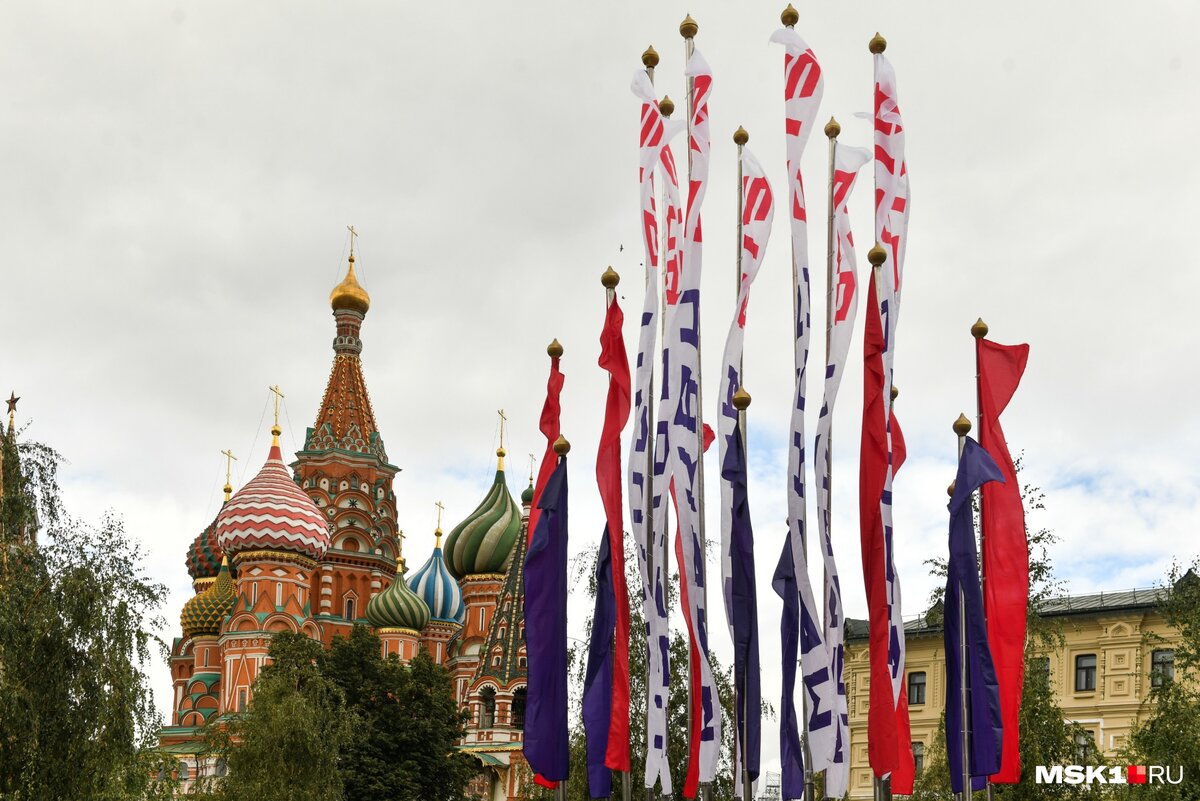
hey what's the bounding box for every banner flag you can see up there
[978,338,1030,783]
[596,294,632,771]
[630,68,684,795]
[811,142,870,799]
[722,418,761,794]
[669,46,721,796]
[583,529,617,798]
[716,145,773,798]
[945,437,1006,794]
[523,455,571,783]
[527,351,565,545]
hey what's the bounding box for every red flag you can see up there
[978,338,1030,784]
[889,418,915,796]
[528,347,565,544]
[597,297,632,770]
[859,271,899,780]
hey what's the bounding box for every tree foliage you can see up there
[1119,560,1200,800]
[0,436,171,801]
[213,627,474,801]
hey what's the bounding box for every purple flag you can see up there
[771,535,803,798]
[524,455,570,782]
[722,419,760,786]
[583,528,616,798]
[945,437,1005,794]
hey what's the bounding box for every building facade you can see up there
[158,253,532,799]
[844,585,1182,798]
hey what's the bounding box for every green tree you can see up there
[0,435,172,801]
[216,632,351,801]
[1120,561,1200,800]
[322,626,475,801]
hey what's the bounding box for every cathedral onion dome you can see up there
[443,451,521,580]
[216,430,330,562]
[366,572,430,631]
[521,482,534,505]
[185,516,223,583]
[407,529,465,623]
[180,558,236,638]
[330,253,370,315]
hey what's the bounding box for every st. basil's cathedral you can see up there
[159,251,533,800]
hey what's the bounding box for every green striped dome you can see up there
[443,467,521,580]
[180,558,236,638]
[366,573,430,631]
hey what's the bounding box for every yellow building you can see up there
[844,584,1181,798]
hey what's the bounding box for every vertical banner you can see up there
[630,70,684,795]
[599,290,632,772]
[767,26,838,800]
[978,338,1030,783]
[871,38,915,793]
[812,143,871,799]
[945,438,1005,795]
[669,47,722,796]
[527,349,565,544]
[716,146,773,797]
[523,455,571,783]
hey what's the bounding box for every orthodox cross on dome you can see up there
[220,448,238,502]
[269,385,285,427]
[434,500,445,547]
[496,409,507,470]
[528,453,536,485]
[347,225,358,258]
[397,528,405,558]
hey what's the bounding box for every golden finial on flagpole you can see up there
[732,387,752,411]
[679,14,698,39]
[781,4,799,27]
[972,318,989,339]
[497,409,507,469]
[642,46,659,68]
[733,126,749,145]
[659,96,676,117]
[553,435,571,456]
[869,32,887,54]
[547,339,563,359]
[953,413,972,437]
[268,385,285,445]
[824,116,841,139]
[948,481,956,497]
[891,385,899,402]
[220,449,238,502]
[601,266,620,289]
[867,243,888,268]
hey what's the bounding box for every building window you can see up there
[512,687,527,730]
[911,742,924,775]
[1075,654,1097,692]
[238,689,248,712]
[907,672,926,706]
[1074,731,1095,762]
[1034,657,1051,681]
[480,687,496,729]
[215,759,228,778]
[275,581,283,607]
[1152,649,1175,687]
[344,598,356,621]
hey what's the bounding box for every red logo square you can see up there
[1127,765,1147,784]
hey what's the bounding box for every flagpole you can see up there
[642,46,666,801]
[970,318,993,801]
[732,387,753,801]
[680,14,712,801]
[953,413,973,801]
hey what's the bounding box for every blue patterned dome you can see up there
[407,528,465,623]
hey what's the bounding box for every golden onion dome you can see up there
[330,254,371,315]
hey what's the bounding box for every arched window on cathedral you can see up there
[479,687,496,729]
[345,597,356,621]
[511,687,527,730]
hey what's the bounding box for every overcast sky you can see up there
[4,0,1199,778]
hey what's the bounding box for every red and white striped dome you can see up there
[216,439,330,561]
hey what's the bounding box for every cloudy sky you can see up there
[4,0,1198,777]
